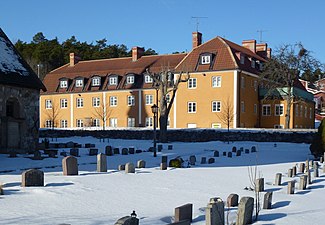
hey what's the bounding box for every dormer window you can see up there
[201,55,211,64]
[251,58,256,68]
[145,75,153,83]
[92,77,101,86]
[109,76,118,85]
[126,75,135,84]
[240,54,245,64]
[60,80,68,88]
[76,79,83,87]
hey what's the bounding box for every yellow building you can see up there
[40,32,314,129]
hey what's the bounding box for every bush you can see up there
[169,158,183,168]
[310,119,325,157]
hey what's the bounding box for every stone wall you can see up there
[39,128,316,144]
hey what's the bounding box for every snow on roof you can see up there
[0,36,28,76]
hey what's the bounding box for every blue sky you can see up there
[1,0,324,63]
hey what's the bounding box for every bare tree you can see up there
[260,43,321,128]
[146,68,190,142]
[92,102,111,130]
[44,98,60,129]
[217,97,234,132]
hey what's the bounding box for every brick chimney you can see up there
[267,48,272,59]
[242,40,256,53]
[192,32,202,49]
[132,46,144,61]
[69,53,80,66]
[256,43,268,59]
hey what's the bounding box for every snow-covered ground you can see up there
[0,137,324,225]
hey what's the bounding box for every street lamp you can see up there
[151,104,159,157]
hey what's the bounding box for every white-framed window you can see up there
[76,98,83,108]
[253,80,258,91]
[76,79,83,87]
[60,120,68,128]
[110,118,117,127]
[251,59,255,68]
[241,101,245,113]
[110,96,117,107]
[212,123,221,128]
[127,95,135,106]
[300,105,303,117]
[274,124,284,129]
[127,117,135,127]
[188,78,197,89]
[145,75,153,83]
[240,54,245,64]
[201,55,211,64]
[60,99,68,108]
[254,104,257,114]
[212,101,221,112]
[45,99,52,109]
[45,120,53,128]
[92,118,100,127]
[275,104,284,116]
[145,117,153,127]
[145,95,153,105]
[76,119,83,128]
[305,106,307,118]
[212,76,222,87]
[92,97,100,107]
[109,76,118,85]
[188,102,196,113]
[187,123,197,128]
[166,94,171,104]
[262,104,271,116]
[60,80,68,88]
[92,77,101,86]
[126,75,134,84]
[295,104,299,116]
[310,108,312,119]
[241,76,245,88]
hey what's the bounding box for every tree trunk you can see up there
[159,115,168,143]
[285,96,293,129]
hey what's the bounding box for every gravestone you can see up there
[48,151,57,158]
[167,221,190,225]
[175,203,192,222]
[206,197,224,225]
[97,153,107,172]
[158,144,163,151]
[214,151,219,157]
[255,178,264,192]
[320,157,324,163]
[105,146,113,156]
[114,216,139,225]
[299,163,305,173]
[208,158,215,164]
[287,180,295,194]
[66,141,74,148]
[122,148,129,155]
[135,150,142,154]
[125,163,135,173]
[299,175,307,190]
[288,168,293,177]
[236,197,254,225]
[189,155,196,165]
[33,150,42,160]
[314,161,319,177]
[89,148,98,156]
[85,143,91,148]
[251,146,256,152]
[162,156,168,164]
[240,147,244,152]
[137,160,146,168]
[168,145,173,150]
[60,151,68,157]
[275,173,282,186]
[201,157,206,164]
[62,156,78,176]
[227,152,232,158]
[292,166,297,176]
[21,169,44,187]
[148,147,155,152]
[232,146,237,153]
[305,160,309,172]
[0,183,3,195]
[222,151,227,156]
[227,193,239,207]
[236,150,241,156]
[129,148,135,154]
[58,143,66,148]
[70,148,79,157]
[113,148,120,154]
[244,149,249,154]
[263,192,273,209]
[118,164,125,171]
[307,170,312,184]
[160,162,167,170]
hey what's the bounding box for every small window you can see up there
[253,80,258,91]
[188,78,197,89]
[127,75,135,84]
[240,54,245,64]
[76,79,83,87]
[76,98,83,108]
[145,75,153,83]
[127,118,135,127]
[76,119,83,128]
[275,104,284,116]
[145,95,153,105]
[92,118,100,127]
[212,123,221,128]
[60,80,68,88]
[251,59,256,68]
[212,101,221,112]
[109,76,118,85]
[201,55,211,64]
[241,101,245,113]
[212,76,221,88]
[92,77,101,86]
[128,95,135,106]
[110,118,117,127]
[110,96,117,107]
[166,94,170,104]
[45,120,53,128]
[92,97,100,107]
[187,123,197,128]
[45,99,52,109]
[262,104,271,116]
[188,102,196,113]
[60,120,68,128]
[145,117,153,127]
[60,99,68,108]
[241,77,245,88]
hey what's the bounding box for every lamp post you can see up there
[151,104,158,157]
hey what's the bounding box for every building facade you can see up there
[40,32,314,130]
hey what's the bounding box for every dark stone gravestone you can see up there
[105,146,113,156]
[62,156,78,176]
[21,169,44,187]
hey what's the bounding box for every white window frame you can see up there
[212,76,222,88]
[110,118,117,127]
[127,117,135,127]
[76,119,84,128]
[76,98,83,108]
[188,78,197,89]
[76,79,83,87]
[145,75,153,83]
[212,101,221,112]
[188,102,197,113]
[45,99,52,109]
[92,118,100,127]
[60,80,68,88]
[110,96,117,107]
[145,95,153,105]
[145,117,153,127]
[240,54,245,64]
[60,120,68,128]
[109,76,118,85]
[126,75,135,84]
[275,104,284,116]
[262,104,271,116]
[127,95,135,106]
[60,98,68,108]
[45,120,53,128]
[201,55,211,64]
[92,97,100,107]
[92,77,101,86]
